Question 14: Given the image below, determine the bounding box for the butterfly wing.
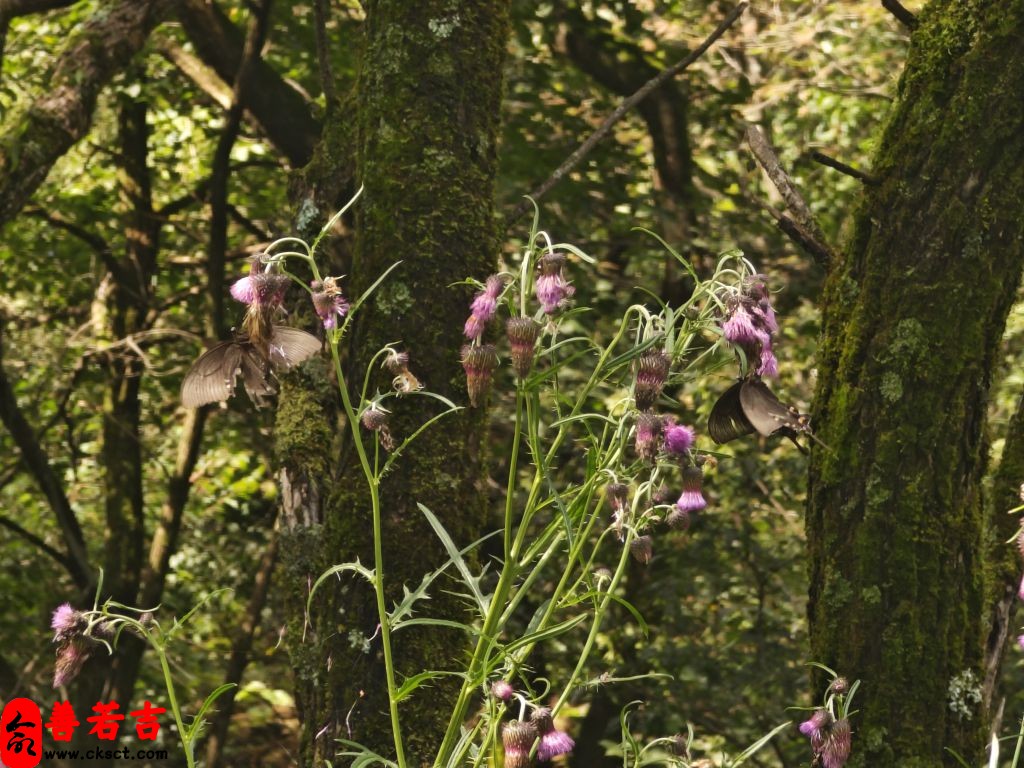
[708,381,756,444]
[181,342,245,408]
[267,326,322,370]
[739,380,803,437]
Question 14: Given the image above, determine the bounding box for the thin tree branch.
[744,124,835,266]
[312,0,336,110]
[0,514,76,573]
[506,1,748,228]
[881,0,918,30]
[810,150,879,185]
[23,207,118,273]
[0,0,178,227]
[0,318,91,589]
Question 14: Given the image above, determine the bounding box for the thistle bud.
[634,349,671,411]
[311,276,349,330]
[635,413,662,462]
[828,677,849,695]
[531,707,575,762]
[506,318,540,379]
[491,680,514,702]
[675,466,707,513]
[461,344,499,407]
[502,720,538,768]
[666,507,691,531]
[630,535,653,565]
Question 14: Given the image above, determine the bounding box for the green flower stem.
[436,315,635,766]
[330,342,407,768]
[504,387,525,559]
[553,526,635,713]
[156,643,195,768]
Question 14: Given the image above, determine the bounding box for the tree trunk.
[806,2,1024,765]
[279,2,511,766]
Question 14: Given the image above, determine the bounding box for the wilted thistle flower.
[635,413,663,462]
[53,639,90,688]
[491,680,514,702]
[634,349,671,411]
[502,720,538,768]
[506,317,540,379]
[821,718,852,768]
[663,424,695,456]
[461,344,499,407]
[535,253,574,314]
[383,348,409,375]
[675,466,707,513]
[721,300,762,346]
[605,483,629,513]
[531,706,575,762]
[361,405,396,451]
[311,276,350,330]
[51,603,84,643]
[630,535,654,565]
[758,338,779,378]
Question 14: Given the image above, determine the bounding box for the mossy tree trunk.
[807,2,1024,765]
[279,2,511,766]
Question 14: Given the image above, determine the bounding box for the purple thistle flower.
[502,720,538,768]
[232,267,290,309]
[675,466,707,513]
[634,349,671,411]
[311,277,350,330]
[51,603,82,642]
[531,707,575,761]
[1018,634,1024,650]
[664,424,695,456]
[53,640,89,688]
[755,301,779,334]
[1018,573,1024,602]
[230,275,256,304]
[491,680,514,702]
[757,342,779,378]
[722,303,762,346]
[799,709,833,753]
[630,535,653,565]
[461,344,499,407]
[506,317,540,379]
[463,313,488,340]
[535,253,574,314]
[470,275,504,319]
[635,413,662,462]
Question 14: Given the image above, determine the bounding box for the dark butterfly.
[708,379,814,453]
[181,325,321,409]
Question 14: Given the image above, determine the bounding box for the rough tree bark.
[806,2,1024,765]
[278,2,511,765]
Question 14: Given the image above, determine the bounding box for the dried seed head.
[461,344,499,407]
[630,535,653,565]
[506,317,540,379]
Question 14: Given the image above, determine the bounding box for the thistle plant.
[50,578,235,768]
[52,191,801,767]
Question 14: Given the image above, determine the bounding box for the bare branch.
[881,0,918,30]
[810,150,879,186]
[744,124,835,266]
[0,515,77,573]
[506,1,748,228]
[0,318,91,589]
[313,0,336,110]
[0,0,178,227]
